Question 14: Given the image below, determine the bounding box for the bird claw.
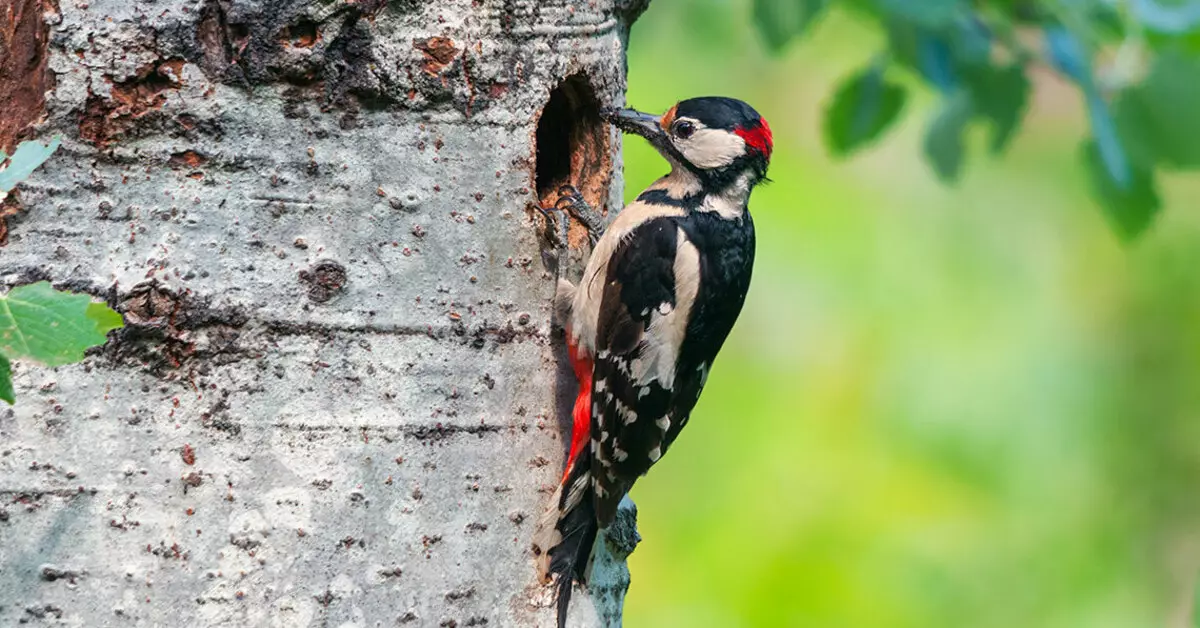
[555,184,605,245]
[537,202,572,281]
[537,205,570,249]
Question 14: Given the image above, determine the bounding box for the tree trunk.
[0,1,649,626]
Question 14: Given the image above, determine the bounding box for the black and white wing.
[588,216,704,525]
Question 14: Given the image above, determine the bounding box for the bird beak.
[602,107,668,145]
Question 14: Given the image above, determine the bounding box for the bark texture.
[0,0,650,625]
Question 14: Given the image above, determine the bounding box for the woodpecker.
[533,96,773,627]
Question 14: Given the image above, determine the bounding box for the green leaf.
[1081,140,1161,241]
[962,64,1030,154]
[884,21,922,70]
[0,281,124,367]
[947,15,992,66]
[1091,2,1127,40]
[0,353,13,405]
[87,301,125,335]
[923,90,974,182]
[916,34,957,91]
[0,136,61,196]
[823,65,908,156]
[1114,50,1200,169]
[752,0,828,52]
[875,0,963,28]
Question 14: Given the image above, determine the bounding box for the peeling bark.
[0,0,53,152]
[0,1,647,626]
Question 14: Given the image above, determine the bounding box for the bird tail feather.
[546,446,598,628]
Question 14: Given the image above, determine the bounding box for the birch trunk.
[0,0,649,625]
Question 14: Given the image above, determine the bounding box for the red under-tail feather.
[545,339,599,628]
[563,340,592,484]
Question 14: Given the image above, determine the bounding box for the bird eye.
[673,120,695,139]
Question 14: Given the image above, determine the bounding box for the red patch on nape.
[563,340,593,484]
[735,117,773,159]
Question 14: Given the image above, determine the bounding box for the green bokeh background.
[619,3,1200,627]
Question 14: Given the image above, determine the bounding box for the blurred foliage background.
[619,1,1200,626]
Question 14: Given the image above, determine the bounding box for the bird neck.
[640,166,755,220]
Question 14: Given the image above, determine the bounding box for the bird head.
[602,96,773,187]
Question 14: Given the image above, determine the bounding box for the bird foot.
[556,184,606,246]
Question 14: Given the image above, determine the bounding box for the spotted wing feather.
[589,217,693,525]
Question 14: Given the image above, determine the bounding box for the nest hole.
[534,75,611,234]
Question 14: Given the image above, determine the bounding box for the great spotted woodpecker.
[534,96,773,626]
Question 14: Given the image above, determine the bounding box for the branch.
[586,496,641,628]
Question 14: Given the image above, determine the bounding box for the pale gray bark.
[0,1,649,626]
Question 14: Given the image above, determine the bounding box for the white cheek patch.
[678,128,747,169]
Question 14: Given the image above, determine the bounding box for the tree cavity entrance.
[535,74,611,240]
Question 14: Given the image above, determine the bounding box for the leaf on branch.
[823,64,908,156]
[962,64,1030,154]
[923,89,974,182]
[0,354,12,405]
[752,0,828,52]
[87,300,126,334]
[897,18,989,92]
[1114,50,1200,168]
[0,136,61,197]
[885,21,923,70]
[1081,140,1161,241]
[948,14,992,66]
[0,281,124,368]
[917,34,957,91]
[1044,27,1134,191]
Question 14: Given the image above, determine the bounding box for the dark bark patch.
[197,0,247,78]
[0,191,22,246]
[181,443,196,466]
[299,260,348,303]
[23,605,64,621]
[169,150,207,169]
[40,565,84,584]
[100,280,250,375]
[405,423,503,442]
[314,589,337,607]
[445,587,476,602]
[181,472,203,490]
[379,566,403,578]
[282,19,319,48]
[78,61,185,148]
[414,37,459,76]
[0,0,52,153]
[122,281,186,328]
